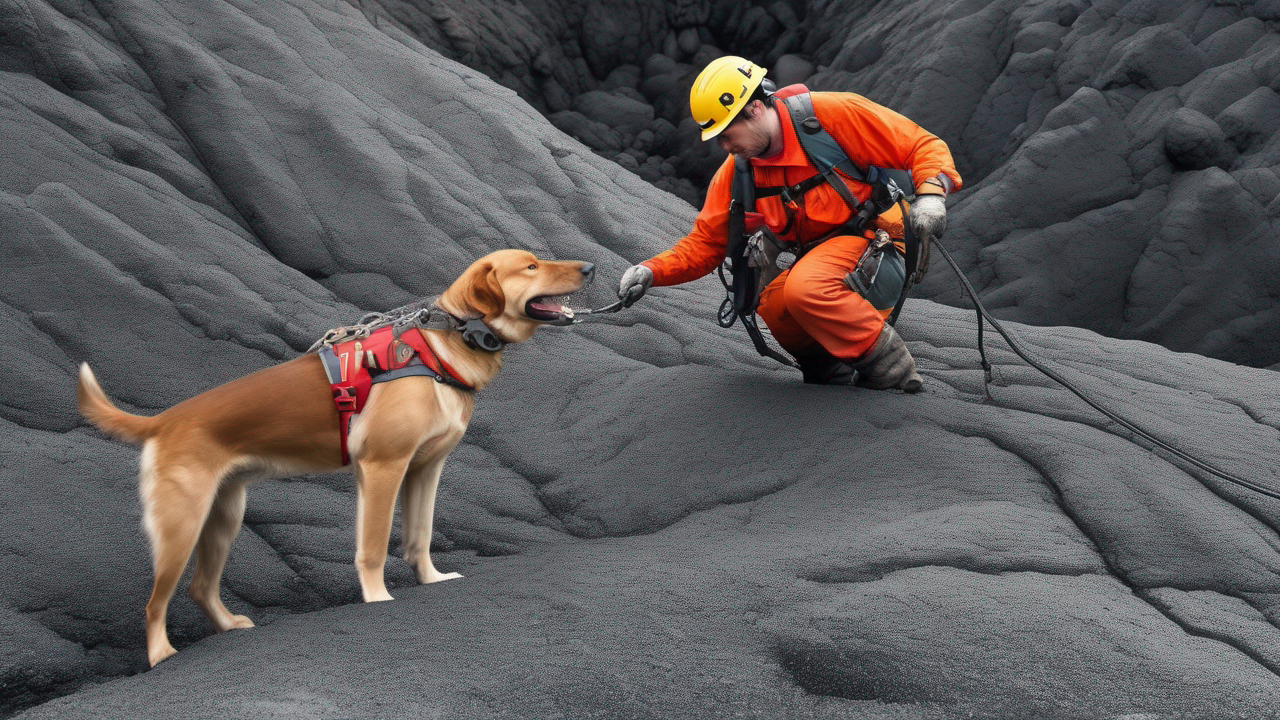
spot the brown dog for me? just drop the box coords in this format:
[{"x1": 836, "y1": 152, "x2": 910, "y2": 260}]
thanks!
[{"x1": 77, "y1": 249, "x2": 594, "y2": 666}]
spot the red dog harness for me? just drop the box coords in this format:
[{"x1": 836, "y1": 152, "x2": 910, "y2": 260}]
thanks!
[{"x1": 316, "y1": 326, "x2": 473, "y2": 465}]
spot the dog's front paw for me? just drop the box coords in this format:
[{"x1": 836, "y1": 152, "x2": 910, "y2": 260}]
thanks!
[
  {"x1": 148, "y1": 644, "x2": 177, "y2": 668},
  {"x1": 427, "y1": 571, "x2": 463, "y2": 583},
  {"x1": 228, "y1": 615, "x2": 255, "y2": 629}
]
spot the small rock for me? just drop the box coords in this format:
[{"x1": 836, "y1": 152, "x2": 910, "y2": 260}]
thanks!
[
  {"x1": 1013, "y1": 21, "x2": 1068, "y2": 55},
  {"x1": 678, "y1": 28, "x2": 701, "y2": 57},
  {"x1": 1216, "y1": 86, "x2": 1280, "y2": 152},
  {"x1": 639, "y1": 72, "x2": 679, "y2": 103},
  {"x1": 611, "y1": 86, "x2": 647, "y2": 104},
  {"x1": 830, "y1": 35, "x2": 883, "y2": 74},
  {"x1": 1164, "y1": 108, "x2": 1236, "y2": 170},
  {"x1": 772, "y1": 54, "x2": 814, "y2": 88},
  {"x1": 1198, "y1": 18, "x2": 1267, "y2": 69},
  {"x1": 663, "y1": 30, "x2": 680, "y2": 61},
  {"x1": 637, "y1": 156, "x2": 665, "y2": 182},
  {"x1": 614, "y1": 151, "x2": 640, "y2": 172},
  {"x1": 632, "y1": 128, "x2": 656, "y2": 154},
  {"x1": 601, "y1": 64, "x2": 641, "y2": 91},
  {"x1": 649, "y1": 117, "x2": 680, "y2": 155},
  {"x1": 573, "y1": 90, "x2": 655, "y2": 136},
  {"x1": 643, "y1": 53, "x2": 679, "y2": 79},
  {"x1": 735, "y1": 7, "x2": 779, "y2": 54},
  {"x1": 767, "y1": 1, "x2": 800, "y2": 29},
  {"x1": 1096, "y1": 25, "x2": 1207, "y2": 91},
  {"x1": 548, "y1": 110, "x2": 624, "y2": 152},
  {"x1": 540, "y1": 78, "x2": 572, "y2": 113}
]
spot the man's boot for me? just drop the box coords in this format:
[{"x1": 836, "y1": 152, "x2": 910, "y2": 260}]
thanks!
[
  {"x1": 793, "y1": 345, "x2": 856, "y2": 386},
  {"x1": 848, "y1": 324, "x2": 923, "y2": 393}
]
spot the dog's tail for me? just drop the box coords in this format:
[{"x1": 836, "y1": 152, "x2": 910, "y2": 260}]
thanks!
[{"x1": 77, "y1": 363, "x2": 159, "y2": 444}]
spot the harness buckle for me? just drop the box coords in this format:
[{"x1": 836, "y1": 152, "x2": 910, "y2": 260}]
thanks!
[{"x1": 333, "y1": 386, "x2": 358, "y2": 412}]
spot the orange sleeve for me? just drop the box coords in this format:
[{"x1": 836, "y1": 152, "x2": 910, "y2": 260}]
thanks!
[
  {"x1": 812, "y1": 93, "x2": 963, "y2": 196},
  {"x1": 641, "y1": 154, "x2": 735, "y2": 287}
]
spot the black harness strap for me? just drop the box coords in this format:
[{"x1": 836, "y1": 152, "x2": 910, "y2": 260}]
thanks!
[
  {"x1": 727, "y1": 155, "x2": 756, "y2": 316},
  {"x1": 779, "y1": 93, "x2": 866, "y2": 213},
  {"x1": 722, "y1": 155, "x2": 801, "y2": 368},
  {"x1": 887, "y1": 197, "x2": 919, "y2": 327},
  {"x1": 755, "y1": 173, "x2": 828, "y2": 203}
]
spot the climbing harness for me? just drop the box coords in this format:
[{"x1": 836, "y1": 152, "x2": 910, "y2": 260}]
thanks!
[
  {"x1": 931, "y1": 237, "x2": 1280, "y2": 503},
  {"x1": 308, "y1": 295, "x2": 628, "y2": 465},
  {"x1": 308, "y1": 298, "x2": 487, "y2": 465},
  {"x1": 716, "y1": 84, "x2": 922, "y2": 370}
]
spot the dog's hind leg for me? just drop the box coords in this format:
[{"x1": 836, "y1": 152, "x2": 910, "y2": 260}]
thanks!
[
  {"x1": 140, "y1": 445, "x2": 220, "y2": 667},
  {"x1": 190, "y1": 480, "x2": 254, "y2": 633},
  {"x1": 354, "y1": 457, "x2": 411, "y2": 602},
  {"x1": 401, "y1": 455, "x2": 462, "y2": 584}
]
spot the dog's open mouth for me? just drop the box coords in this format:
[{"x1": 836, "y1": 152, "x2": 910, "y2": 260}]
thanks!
[{"x1": 525, "y1": 295, "x2": 578, "y2": 323}]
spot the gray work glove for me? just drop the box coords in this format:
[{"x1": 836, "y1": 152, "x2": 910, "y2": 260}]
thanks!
[
  {"x1": 907, "y1": 193, "x2": 947, "y2": 241},
  {"x1": 617, "y1": 264, "x2": 654, "y2": 307}
]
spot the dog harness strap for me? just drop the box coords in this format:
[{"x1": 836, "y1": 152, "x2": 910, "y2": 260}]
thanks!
[
  {"x1": 396, "y1": 330, "x2": 475, "y2": 391},
  {"x1": 333, "y1": 386, "x2": 358, "y2": 466},
  {"x1": 319, "y1": 344, "x2": 373, "y2": 466},
  {"x1": 317, "y1": 325, "x2": 476, "y2": 465}
]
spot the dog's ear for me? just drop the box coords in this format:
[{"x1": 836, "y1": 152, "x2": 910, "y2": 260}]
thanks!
[{"x1": 466, "y1": 261, "x2": 506, "y2": 318}]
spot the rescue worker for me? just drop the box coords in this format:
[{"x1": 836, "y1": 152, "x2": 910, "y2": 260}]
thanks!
[{"x1": 616, "y1": 56, "x2": 961, "y2": 390}]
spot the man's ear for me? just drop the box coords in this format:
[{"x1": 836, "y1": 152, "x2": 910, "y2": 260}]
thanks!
[{"x1": 467, "y1": 261, "x2": 506, "y2": 318}]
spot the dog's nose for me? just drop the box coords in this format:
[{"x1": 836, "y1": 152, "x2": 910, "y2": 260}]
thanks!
[{"x1": 581, "y1": 263, "x2": 595, "y2": 278}]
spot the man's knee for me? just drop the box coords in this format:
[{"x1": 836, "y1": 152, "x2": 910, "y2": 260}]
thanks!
[{"x1": 781, "y1": 271, "x2": 856, "y2": 322}]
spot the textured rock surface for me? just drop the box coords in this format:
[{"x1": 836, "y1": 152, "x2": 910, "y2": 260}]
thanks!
[
  {"x1": 790, "y1": 0, "x2": 1280, "y2": 369},
  {"x1": 343, "y1": 0, "x2": 1280, "y2": 368},
  {"x1": 3, "y1": 0, "x2": 1280, "y2": 718}
]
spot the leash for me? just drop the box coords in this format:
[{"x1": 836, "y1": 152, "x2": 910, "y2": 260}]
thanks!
[
  {"x1": 310, "y1": 296, "x2": 629, "y2": 355},
  {"x1": 931, "y1": 236, "x2": 1280, "y2": 503},
  {"x1": 567, "y1": 299, "x2": 626, "y2": 322}
]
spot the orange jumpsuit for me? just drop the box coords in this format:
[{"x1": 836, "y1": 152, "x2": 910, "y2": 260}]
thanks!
[{"x1": 642, "y1": 92, "x2": 962, "y2": 359}]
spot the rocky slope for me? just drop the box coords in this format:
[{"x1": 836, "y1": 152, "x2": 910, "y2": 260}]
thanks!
[
  {"x1": 353, "y1": 0, "x2": 1280, "y2": 368},
  {"x1": 2, "y1": 0, "x2": 1280, "y2": 718}
]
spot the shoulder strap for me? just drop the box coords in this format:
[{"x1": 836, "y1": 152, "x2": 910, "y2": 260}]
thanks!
[
  {"x1": 780, "y1": 93, "x2": 917, "y2": 205},
  {"x1": 779, "y1": 93, "x2": 864, "y2": 211}
]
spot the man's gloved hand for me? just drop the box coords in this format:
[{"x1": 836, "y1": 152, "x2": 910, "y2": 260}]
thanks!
[
  {"x1": 617, "y1": 264, "x2": 654, "y2": 307},
  {"x1": 907, "y1": 193, "x2": 947, "y2": 240}
]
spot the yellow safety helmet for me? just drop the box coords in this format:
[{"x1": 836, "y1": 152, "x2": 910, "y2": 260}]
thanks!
[{"x1": 689, "y1": 56, "x2": 767, "y2": 141}]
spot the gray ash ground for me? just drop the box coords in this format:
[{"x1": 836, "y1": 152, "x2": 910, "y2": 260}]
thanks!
[{"x1": 4, "y1": 0, "x2": 1280, "y2": 717}]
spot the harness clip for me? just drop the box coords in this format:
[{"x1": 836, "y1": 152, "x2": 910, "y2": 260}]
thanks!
[
  {"x1": 332, "y1": 386, "x2": 358, "y2": 412},
  {"x1": 717, "y1": 296, "x2": 738, "y2": 328},
  {"x1": 462, "y1": 318, "x2": 503, "y2": 352}
]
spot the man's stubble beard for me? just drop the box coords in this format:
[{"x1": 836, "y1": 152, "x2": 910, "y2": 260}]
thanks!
[{"x1": 729, "y1": 123, "x2": 773, "y2": 159}]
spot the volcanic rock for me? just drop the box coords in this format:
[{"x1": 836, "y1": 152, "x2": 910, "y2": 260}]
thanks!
[
  {"x1": 573, "y1": 90, "x2": 655, "y2": 138},
  {"x1": 1164, "y1": 108, "x2": 1238, "y2": 170},
  {"x1": 4, "y1": 1, "x2": 1280, "y2": 719}
]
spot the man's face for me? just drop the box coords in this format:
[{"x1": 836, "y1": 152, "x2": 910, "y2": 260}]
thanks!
[{"x1": 716, "y1": 101, "x2": 773, "y2": 158}]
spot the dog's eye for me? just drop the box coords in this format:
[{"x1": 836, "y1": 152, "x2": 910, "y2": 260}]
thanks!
[{"x1": 527, "y1": 264, "x2": 537, "y2": 270}]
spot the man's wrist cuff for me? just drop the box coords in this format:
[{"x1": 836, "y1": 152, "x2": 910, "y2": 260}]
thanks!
[{"x1": 916, "y1": 174, "x2": 954, "y2": 197}]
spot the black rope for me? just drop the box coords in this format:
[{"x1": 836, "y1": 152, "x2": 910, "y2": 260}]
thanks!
[{"x1": 931, "y1": 237, "x2": 1280, "y2": 503}]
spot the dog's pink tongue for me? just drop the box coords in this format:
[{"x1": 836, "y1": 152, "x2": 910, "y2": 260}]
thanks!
[{"x1": 531, "y1": 300, "x2": 565, "y2": 313}]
